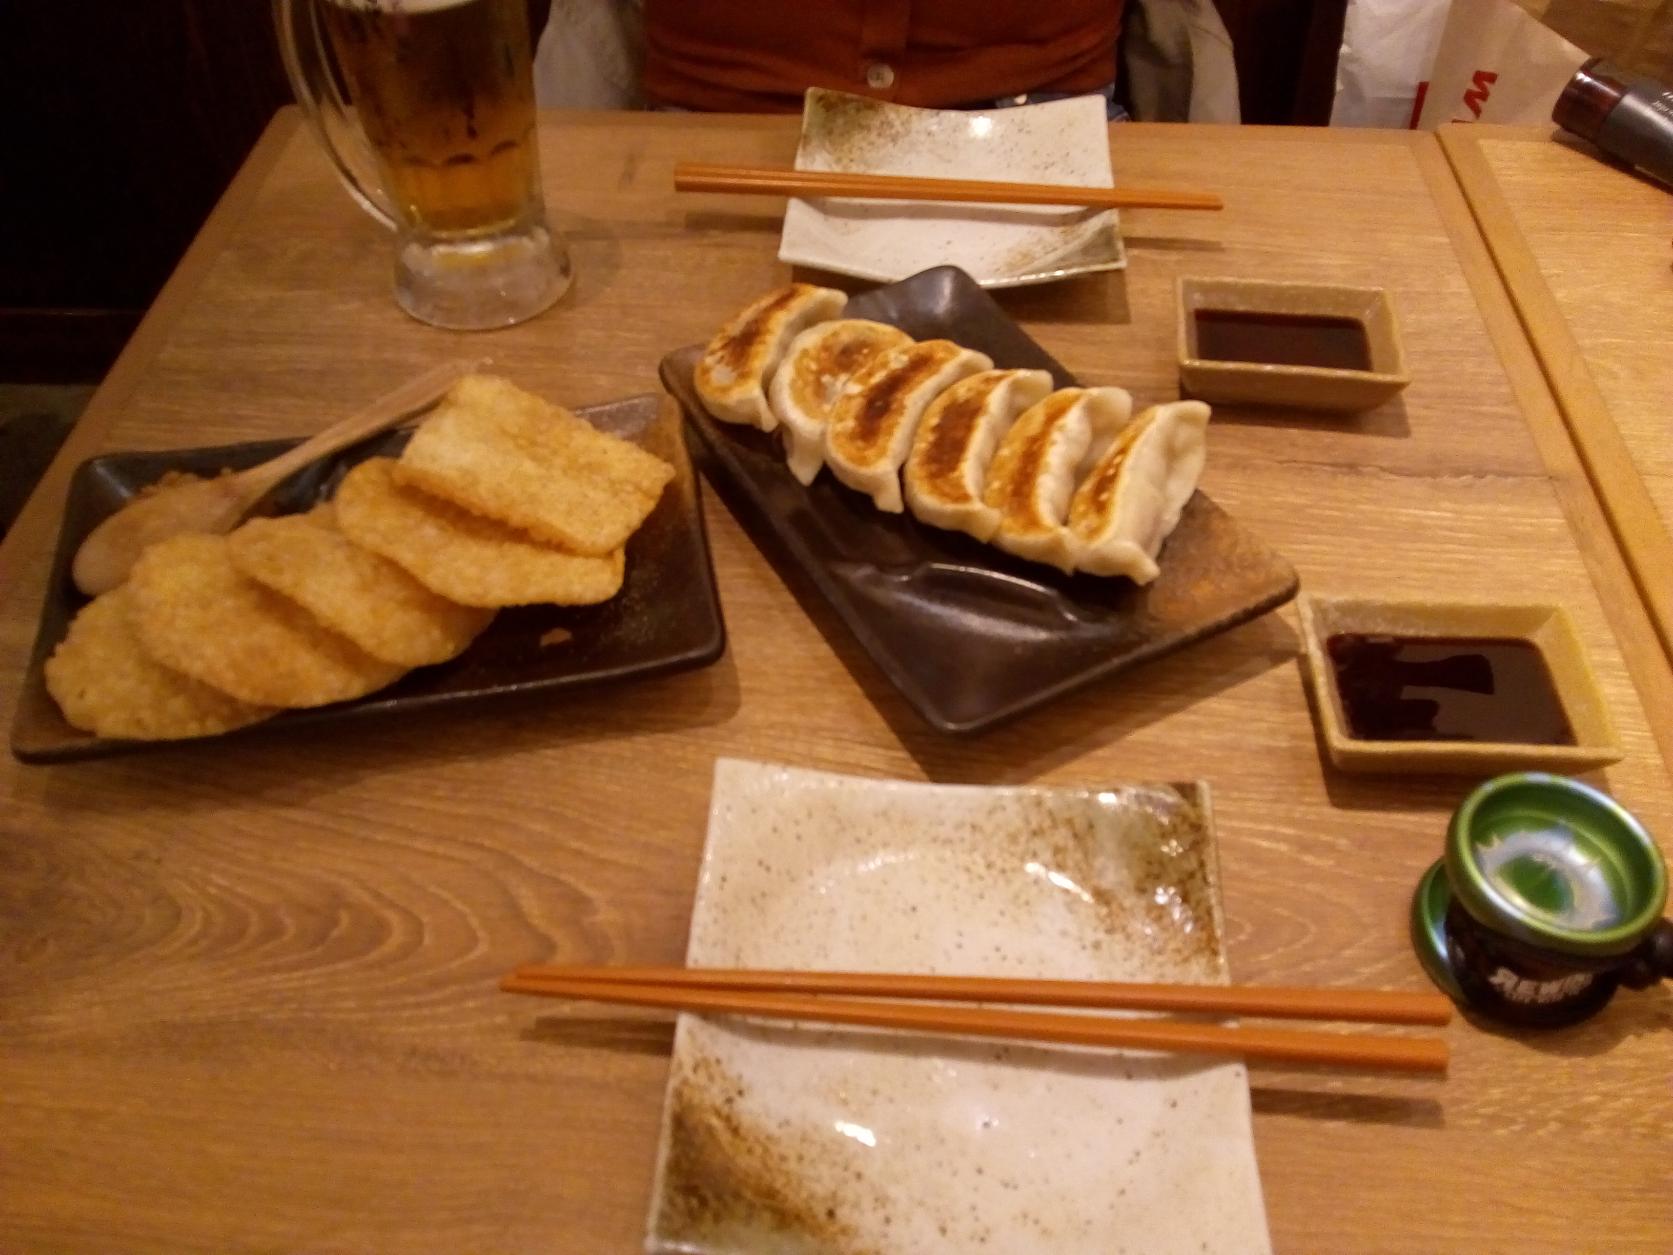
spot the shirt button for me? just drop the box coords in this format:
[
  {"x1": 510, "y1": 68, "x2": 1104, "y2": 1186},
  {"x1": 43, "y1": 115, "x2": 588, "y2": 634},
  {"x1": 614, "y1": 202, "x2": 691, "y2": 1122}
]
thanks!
[{"x1": 864, "y1": 62, "x2": 896, "y2": 90}]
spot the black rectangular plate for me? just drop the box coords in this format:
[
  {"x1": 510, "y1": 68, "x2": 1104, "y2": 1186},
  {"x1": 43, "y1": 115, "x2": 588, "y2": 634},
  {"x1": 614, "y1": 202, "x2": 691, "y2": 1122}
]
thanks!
[
  {"x1": 661, "y1": 265, "x2": 1298, "y2": 734},
  {"x1": 12, "y1": 393, "x2": 726, "y2": 763}
]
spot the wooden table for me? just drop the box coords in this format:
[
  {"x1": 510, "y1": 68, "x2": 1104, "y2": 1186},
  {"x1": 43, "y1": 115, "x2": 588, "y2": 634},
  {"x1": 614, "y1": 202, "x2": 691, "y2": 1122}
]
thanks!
[
  {"x1": 3, "y1": 112, "x2": 1672, "y2": 1254},
  {"x1": 1442, "y1": 123, "x2": 1673, "y2": 670}
]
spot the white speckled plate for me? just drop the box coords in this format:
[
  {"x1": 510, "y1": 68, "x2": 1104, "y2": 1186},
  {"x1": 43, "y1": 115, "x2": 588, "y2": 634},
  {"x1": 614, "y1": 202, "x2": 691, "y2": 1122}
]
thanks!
[
  {"x1": 779, "y1": 88, "x2": 1127, "y2": 289},
  {"x1": 645, "y1": 759, "x2": 1271, "y2": 1255}
]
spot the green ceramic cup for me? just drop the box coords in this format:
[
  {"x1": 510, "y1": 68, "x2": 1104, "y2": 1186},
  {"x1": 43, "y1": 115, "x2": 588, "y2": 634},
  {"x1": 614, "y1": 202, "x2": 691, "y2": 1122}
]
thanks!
[{"x1": 1412, "y1": 773, "x2": 1673, "y2": 1027}]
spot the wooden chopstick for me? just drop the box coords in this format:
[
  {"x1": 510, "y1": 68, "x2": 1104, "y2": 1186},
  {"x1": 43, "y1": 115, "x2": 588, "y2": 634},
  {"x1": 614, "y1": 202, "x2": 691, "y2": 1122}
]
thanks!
[
  {"x1": 673, "y1": 162, "x2": 1224, "y2": 212},
  {"x1": 499, "y1": 975, "x2": 1449, "y2": 1074},
  {"x1": 509, "y1": 965, "x2": 1454, "y2": 1026}
]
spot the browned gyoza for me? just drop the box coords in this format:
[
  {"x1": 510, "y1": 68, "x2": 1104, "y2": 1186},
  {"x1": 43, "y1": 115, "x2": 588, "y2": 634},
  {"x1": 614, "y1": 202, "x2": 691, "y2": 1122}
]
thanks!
[
  {"x1": 984, "y1": 387, "x2": 1133, "y2": 572},
  {"x1": 1067, "y1": 401, "x2": 1211, "y2": 583},
  {"x1": 904, "y1": 369, "x2": 1053, "y2": 542},
  {"x1": 694, "y1": 283, "x2": 847, "y2": 430},
  {"x1": 824, "y1": 339, "x2": 993, "y2": 512},
  {"x1": 690, "y1": 286, "x2": 1214, "y2": 585},
  {"x1": 769, "y1": 319, "x2": 913, "y2": 484}
]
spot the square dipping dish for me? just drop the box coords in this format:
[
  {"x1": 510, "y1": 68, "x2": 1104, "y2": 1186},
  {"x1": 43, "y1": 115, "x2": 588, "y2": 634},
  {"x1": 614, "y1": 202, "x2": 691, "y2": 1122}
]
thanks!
[
  {"x1": 1178, "y1": 277, "x2": 1410, "y2": 413},
  {"x1": 1297, "y1": 594, "x2": 1622, "y2": 775}
]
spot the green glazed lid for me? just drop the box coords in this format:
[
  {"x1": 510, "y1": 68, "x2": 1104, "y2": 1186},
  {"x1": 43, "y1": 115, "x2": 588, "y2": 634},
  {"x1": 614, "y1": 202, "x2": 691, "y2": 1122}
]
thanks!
[{"x1": 1446, "y1": 773, "x2": 1668, "y2": 959}]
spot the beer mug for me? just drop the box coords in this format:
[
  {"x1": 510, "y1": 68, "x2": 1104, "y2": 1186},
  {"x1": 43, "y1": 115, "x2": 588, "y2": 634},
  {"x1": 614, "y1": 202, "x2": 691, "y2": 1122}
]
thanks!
[{"x1": 275, "y1": 0, "x2": 571, "y2": 330}]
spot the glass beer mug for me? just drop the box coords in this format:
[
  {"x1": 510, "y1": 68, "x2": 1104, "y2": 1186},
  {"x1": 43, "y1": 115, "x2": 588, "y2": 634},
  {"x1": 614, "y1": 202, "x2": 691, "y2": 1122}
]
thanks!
[{"x1": 275, "y1": 0, "x2": 571, "y2": 330}]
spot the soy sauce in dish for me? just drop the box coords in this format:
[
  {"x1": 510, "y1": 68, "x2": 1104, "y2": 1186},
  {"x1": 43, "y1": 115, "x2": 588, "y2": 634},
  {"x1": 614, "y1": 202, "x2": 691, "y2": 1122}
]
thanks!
[
  {"x1": 1325, "y1": 634, "x2": 1575, "y2": 744},
  {"x1": 1194, "y1": 310, "x2": 1373, "y2": 372}
]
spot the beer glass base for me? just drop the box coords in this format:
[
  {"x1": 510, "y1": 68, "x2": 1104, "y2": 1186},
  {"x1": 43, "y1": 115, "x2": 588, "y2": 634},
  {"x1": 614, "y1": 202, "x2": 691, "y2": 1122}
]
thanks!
[{"x1": 394, "y1": 222, "x2": 571, "y2": 332}]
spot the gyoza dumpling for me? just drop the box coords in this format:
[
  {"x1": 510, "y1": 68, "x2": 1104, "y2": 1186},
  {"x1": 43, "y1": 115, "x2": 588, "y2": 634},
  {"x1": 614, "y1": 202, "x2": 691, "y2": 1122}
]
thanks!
[
  {"x1": 1068, "y1": 401, "x2": 1209, "y2": 584},
  {"x1": 825, "y1": 340, "x2": 993, "y2": 512},
  {"x1": 695, "y1": 284, "x2": 847, "y2": 430},
  {"x1": 983, "y1": 386, "x2": 1133, "y2": 572},
  {"x1": 768, "y1": 319, "x2": 913, "y2": 484},
  {"x1": 903, "y1": 368, "x2": 1053, "y2": 541}
]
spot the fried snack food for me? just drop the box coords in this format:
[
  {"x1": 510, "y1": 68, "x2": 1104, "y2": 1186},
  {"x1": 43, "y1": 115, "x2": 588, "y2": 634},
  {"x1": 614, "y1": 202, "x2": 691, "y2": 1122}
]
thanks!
[
  {"x1": 127, "y1": 533, "x2": 405, "y2": 708},
  {"x1": 984, "y1": 387, "x2": 1133, "y2": 572},
  {"x1": 395, "y1": 374, "x2": 674, "y2": 557},
  {"x1": 228, "y1": 506, "x2": 495, "y2": 667},
  {"x1": 44, "y1": 586, "x2": 276, "y2": 740},
  {"x1": 903, "y1": 368, "x2": 1053, "y2": 542},
  {"x1": 768, "y1": 318, "x2": 913, "y2": 484},
  {"x1": 695, "y1": 283, "x2": 847, "y2": 430},
  {"x1": 336, "y1": 458, "x2": 625, "y2": 608},
  {"x1": 1068, "y1": 401, "x2": 1210, "y2": 584},
  {"x1": 824, "y1": 340, "x2": 993, "y2": 513}
]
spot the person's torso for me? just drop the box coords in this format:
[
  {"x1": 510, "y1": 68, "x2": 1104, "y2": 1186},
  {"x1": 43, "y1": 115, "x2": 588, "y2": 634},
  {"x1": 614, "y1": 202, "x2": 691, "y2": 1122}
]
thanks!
[{"x1": 642, "y1": 0, "x2": 1125, "y2": 112}]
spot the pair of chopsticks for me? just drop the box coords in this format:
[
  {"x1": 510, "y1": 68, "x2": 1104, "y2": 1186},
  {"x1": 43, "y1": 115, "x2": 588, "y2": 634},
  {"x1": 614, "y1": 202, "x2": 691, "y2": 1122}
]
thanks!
[
  {"x1": 673, "y1": 162, "x2": 1224, "y2": 212},
  {"x1": 500, "y1": 966, "x2": 1451, "y2": 1074}
]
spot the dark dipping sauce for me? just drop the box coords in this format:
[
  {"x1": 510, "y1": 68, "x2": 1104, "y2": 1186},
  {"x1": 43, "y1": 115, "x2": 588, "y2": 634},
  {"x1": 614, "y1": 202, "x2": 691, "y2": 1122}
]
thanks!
[
  {"x1": 1326, "y1": 634, "x2": 1575, "y2": 745},
  {"x1": 1194, "y1": 310, "x2": 1373, "y2": 372}
]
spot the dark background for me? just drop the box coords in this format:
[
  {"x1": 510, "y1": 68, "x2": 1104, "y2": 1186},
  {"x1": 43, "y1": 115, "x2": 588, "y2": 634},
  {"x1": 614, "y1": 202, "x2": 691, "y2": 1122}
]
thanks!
[{"x1": 0, "y1": 0, "x2": 1343, "y2": 383}]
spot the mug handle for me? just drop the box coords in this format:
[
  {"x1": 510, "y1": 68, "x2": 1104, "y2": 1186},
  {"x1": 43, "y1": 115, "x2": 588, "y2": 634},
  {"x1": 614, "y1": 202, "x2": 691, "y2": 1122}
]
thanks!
[
  {"x1": 272, "y1": 0, "x2": 399, "y2": 230},
  {"x1": 1619, "y1": 918, "x2": 1673, "y2": 989}
]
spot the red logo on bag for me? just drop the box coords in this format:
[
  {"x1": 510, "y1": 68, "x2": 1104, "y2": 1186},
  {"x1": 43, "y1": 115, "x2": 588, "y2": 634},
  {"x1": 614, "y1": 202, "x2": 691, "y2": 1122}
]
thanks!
[
  {"x1": 1409, "y1": 81, "x2": 1430, "y2": 129},
  {"x1": 1462, "y1": 70, "x2": 1499, "y2": 118}
]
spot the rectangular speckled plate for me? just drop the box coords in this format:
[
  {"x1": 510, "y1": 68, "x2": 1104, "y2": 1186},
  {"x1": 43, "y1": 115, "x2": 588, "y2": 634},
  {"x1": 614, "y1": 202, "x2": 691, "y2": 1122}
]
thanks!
[
  {"x1": 645, "y1": 759, "x2": 1272, "y2": 1255},
  {"x1": 661, "y1": 266, "x2": 1299, "y2": 734},
  {"x1": 11, "y1": 394, "x2": 725, "y2": 764},
  {"x1": 780, "y1": 88, "x2": 1126, "y2": 289}
]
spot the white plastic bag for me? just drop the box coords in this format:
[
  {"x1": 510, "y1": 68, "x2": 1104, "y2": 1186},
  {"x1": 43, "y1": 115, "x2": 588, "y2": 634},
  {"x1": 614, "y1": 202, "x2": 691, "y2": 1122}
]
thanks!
[
  {"x1": 1415, "y1": 0, "x2": 1590, "y2": 127},
  {"x1": 1332, "y1": 0, "x2": 1451, "y2": 126}
]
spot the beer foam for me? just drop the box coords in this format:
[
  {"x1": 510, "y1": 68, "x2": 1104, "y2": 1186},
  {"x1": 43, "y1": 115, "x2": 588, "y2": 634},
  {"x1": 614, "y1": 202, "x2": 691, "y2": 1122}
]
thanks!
[{"x1": 324, "y1": 0, "x2": 480, "y2": 13}]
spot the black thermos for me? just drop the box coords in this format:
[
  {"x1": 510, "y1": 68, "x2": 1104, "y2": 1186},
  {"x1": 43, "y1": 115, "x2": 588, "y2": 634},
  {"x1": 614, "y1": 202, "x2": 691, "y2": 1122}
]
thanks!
[{"x1": 1553, "y1": 58, "x2": 1673, "y2": 189}]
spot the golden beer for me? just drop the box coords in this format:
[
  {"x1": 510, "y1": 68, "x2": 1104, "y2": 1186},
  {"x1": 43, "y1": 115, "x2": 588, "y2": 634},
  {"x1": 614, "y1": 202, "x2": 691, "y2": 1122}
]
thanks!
[
  {"x1": 320, "y1": 0, "x2": 540, "y2": 235},
  {"x1": 278, "y1": 0, "x2": 568, "y2": 327}
]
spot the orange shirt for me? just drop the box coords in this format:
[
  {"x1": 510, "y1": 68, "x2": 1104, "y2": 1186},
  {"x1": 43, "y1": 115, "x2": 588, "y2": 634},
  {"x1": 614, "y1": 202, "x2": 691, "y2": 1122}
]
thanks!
[{"x1": 642, "y1": 1, "x2": 1126, "y2": 113}]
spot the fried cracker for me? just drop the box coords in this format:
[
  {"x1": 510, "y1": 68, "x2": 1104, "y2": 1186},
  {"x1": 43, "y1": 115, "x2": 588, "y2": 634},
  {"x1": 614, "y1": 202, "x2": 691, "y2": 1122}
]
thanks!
[
  {"x1": 394, "y1": 374, "x2": 673, "y2": 555},
  {"x1": 127, "y1": 533, "x2": 405, "y2": 708},
  {"x1": 45, "y1": 587, "x2": 276, "y2": 740},
  {"x1": 334, "y1": 458, "x2": 625, "y2": 607},
  {"x1": 228, "y1": 509, "x2": 494, "y2": 667}
]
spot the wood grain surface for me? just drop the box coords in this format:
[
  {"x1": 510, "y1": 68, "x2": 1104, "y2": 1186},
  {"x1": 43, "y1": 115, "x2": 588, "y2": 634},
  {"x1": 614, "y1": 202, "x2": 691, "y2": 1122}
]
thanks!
[
  {"x1": 3, "y1": 112, "x2": 1672, "y2": 1254},
  {"x1": 1441, "y1": 123, "x2": 1673, "y2": 672}
]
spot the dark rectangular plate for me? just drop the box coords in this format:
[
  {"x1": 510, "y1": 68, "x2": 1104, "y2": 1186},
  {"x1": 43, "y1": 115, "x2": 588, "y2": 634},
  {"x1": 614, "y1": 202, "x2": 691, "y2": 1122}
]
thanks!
[
  {"x1": 12, "y1": 393, "x2": 726, "y2": 764},
  {"x1": 661, "y1": 265, "x2": 1298, "y2": 734}
]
